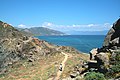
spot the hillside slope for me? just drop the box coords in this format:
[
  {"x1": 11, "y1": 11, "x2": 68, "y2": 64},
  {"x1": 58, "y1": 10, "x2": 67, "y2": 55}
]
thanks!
[
  {"x1": 0, "y1": 20, "x2": 60, "y2": 74},
  {"x1": 0, "y1": 20, "x2": 88, "y2": 80}
]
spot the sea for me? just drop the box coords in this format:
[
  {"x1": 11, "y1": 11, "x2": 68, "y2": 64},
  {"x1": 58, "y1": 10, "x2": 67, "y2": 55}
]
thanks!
[{"x1": 36, "y1": 35, "x2": 105, "y2": 53}]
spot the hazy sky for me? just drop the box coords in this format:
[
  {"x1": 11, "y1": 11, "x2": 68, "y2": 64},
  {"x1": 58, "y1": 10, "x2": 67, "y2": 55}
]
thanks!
[{"x1": 0, "y1": 0, "x2": 119, "y2": 31}]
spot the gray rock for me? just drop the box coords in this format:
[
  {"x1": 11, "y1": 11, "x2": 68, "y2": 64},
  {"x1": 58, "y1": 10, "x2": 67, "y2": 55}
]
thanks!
[
  {"x1": 96, "y1": 52, "x2": 109, "y2": 65},
  {"x1": 103, "y1": 18, "x2": 120, "y2": 49},
  {"x1": 95, "y1": 52, "x2": 110, "y2": 73}
]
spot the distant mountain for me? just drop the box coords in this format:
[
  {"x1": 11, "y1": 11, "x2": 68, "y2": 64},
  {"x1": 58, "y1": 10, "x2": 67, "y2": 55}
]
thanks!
[
  {"x1": 64, "y1": 30, "x2": 108, "y2": 35},
  {"x1": 17, "y1": 27, "x2": 65, "y2": 36},
  {"x1": 15, "y1": 27, "x2": 34, "y2": 36}
]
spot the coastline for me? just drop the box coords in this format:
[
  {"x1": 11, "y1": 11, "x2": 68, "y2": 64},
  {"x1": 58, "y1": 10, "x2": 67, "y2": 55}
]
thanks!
[{"x1": 35, "y1": 35, "x2": 105, "y2": 53}]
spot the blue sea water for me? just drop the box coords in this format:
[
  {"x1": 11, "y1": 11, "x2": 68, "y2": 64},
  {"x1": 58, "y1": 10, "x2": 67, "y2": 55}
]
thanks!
[{"x1": 36, "y1": 35, "x2": 105, "y2": 53}]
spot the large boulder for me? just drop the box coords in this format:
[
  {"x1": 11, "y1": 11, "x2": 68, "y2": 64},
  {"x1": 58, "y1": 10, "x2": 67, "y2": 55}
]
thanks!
[
  {"x1": 103, "y1": 18, "x2": 120, "y2": 50},
  {"x1": 88, "y1": 52, "x2": 110, "y2": 73},
  {"x1": 95, "y1": 52, "x2": 110, "y2": 67}
]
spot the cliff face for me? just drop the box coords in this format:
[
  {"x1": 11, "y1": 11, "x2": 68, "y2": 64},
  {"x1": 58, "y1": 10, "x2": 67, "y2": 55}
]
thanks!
[
  {"x1": 89, "y1": 19, "x2": 120, "y2": 79},
  {"x1": 103, "y1": 18, "x2": 120, "y2": 49}
]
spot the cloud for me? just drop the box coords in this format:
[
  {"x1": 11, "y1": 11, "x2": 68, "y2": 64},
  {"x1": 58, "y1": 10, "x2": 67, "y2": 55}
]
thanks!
[
  {"x1": 17, "y1": 22, "x2": 112, "y2": 32},
  {"x1": 42, "y1": 22, "x2": 112, "y2": 32},
  {"x1": 42, "y1": 22, "x2": 54, "y2": 27},
  {"x1": 18, "y1": 24, "x2": 26, "y2": 28},
  {"x1": 88, "y1": 24, "x2": 97, "y2": 27},
  {"x1": 9, "y1": 24, "x2": 12, "y2": 26}
]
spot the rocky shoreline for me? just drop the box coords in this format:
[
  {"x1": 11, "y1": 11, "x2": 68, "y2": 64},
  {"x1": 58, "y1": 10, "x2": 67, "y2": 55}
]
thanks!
[{"x1": 68, "y1": 18, "x2": 120, "y2": 80}]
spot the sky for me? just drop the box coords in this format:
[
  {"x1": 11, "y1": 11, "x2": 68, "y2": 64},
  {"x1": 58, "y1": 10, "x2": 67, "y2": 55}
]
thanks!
[{"x1": 0, "y1": 0, "x2": 120, "y2": 33}]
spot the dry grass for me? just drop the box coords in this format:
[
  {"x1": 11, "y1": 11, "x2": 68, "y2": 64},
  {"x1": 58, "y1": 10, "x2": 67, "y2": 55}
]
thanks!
[
  {"x1": 0, "y1": 52, "x2": 63, "y2": 80},
  {"x1": 60, "y1": 52, "x2": 89, "y2": 79},
  {"x1": 0, "y1": 52, "x2": 89, "y2": 80}
]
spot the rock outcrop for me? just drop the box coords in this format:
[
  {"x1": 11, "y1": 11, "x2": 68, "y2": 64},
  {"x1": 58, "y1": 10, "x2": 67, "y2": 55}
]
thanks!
[
  {"x1": 88, "y1": 18, "x2": 120, "y2": 79},
  {"x1": 103, "y1": 18, "x2": 120, "y2": 50},
  {"x1": 63, "y1": 18, "x2": 120, "y2": 80}
]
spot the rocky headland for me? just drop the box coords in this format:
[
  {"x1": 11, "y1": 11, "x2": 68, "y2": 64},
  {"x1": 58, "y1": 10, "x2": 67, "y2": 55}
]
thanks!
[{"x1": 68, "y1": 19, "x2": 120, "y2": 80}]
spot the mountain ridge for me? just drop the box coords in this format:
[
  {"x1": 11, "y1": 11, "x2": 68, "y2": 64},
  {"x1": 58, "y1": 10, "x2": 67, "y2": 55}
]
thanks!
[{"x1": 16, "y1": 27, "x2": 65, "y2": 36}]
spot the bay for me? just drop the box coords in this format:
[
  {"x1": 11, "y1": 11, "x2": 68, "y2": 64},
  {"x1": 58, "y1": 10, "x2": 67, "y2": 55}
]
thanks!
[{"x1": 36, "y1": 35, "x2": 105, "y2": 53}]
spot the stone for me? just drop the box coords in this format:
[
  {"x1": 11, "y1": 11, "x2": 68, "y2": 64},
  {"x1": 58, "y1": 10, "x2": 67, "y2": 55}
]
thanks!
[
  {"x1": 89, "y1": 48, "x2": 98, "y2": 60},
  {"x1": 87, "y1": 60, "x2": 98, "y2": 69},
  {"x1": 95, "y1": 52, "x2": 110, "y2": 73},
  {"x1": 96, "y1": 52, "x2": 109, "y2": 65},
  {"x1": 70, "y1": 72, "x2": 78, "y2": 78}
]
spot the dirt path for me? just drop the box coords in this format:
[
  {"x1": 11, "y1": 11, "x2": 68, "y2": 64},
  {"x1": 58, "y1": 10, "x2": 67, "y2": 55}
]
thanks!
[{"x1": 54, "y1": 52, "x2": 69, "y2": 80}]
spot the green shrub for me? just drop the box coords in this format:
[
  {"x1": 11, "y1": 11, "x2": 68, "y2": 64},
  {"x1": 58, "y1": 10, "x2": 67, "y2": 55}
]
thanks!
[
  {"x1": 106, "y1": 64, "x2": 120, "y2": 78},
  {"x1": 107, "y1": 52, "x2": 120, "y2": 78},
  {"x1": 111, "y1": 64, "x2": 120, "y2": 73},
  {"x1": 84, "y1": 72, "x2": 106, "y2": 80},
  {"x1": 115, "y1": 52, "x2": 120, "y2": 62}
]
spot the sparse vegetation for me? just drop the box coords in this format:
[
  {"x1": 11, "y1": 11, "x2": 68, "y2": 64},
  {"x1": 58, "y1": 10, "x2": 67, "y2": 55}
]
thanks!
[
  {"x1": 106, "y1": 52, "x2": 120, "y2": 78},
  {"x1": 61, "y1": 53, "x2": 89, "y2": 79},
  {"x1": 0, "y1": 52, "x2": 64, "y2": 80},
  {"x1": 84, "y1": 72, "x2": 106, "y2": 80}
]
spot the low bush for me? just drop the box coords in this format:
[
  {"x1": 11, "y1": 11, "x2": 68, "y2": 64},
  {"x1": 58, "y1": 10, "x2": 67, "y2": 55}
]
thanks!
[
  {"x1": 106, "y1": 52, "x2": 120, "y2": 78},
  {"x1": 84, "y1": 72, "x2": 106, "y2": 80}
]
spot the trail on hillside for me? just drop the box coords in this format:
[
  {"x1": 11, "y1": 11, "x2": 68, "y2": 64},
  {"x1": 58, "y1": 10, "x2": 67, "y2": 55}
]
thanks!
[{"x1": 54, "y1": 52, "x2": 69, "y2": 80}]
